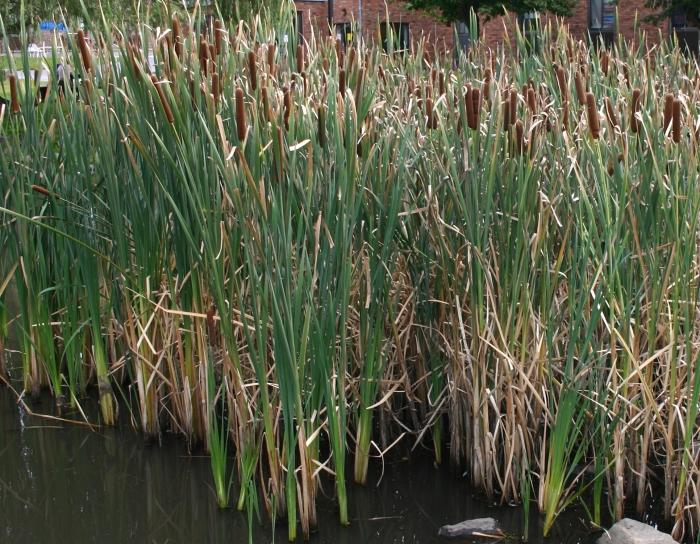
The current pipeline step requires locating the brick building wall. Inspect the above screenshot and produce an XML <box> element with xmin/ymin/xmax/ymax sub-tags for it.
<box><xmin>295</xmin><ymin>0</ymin><xmax>676</xmax><ymax>51</ymax></box>
<box><xmin>296</xmin><ymin>0</ymin><xmax>454</xmax><ymax>49</ymax></box>
<box><xmin>481</xmin><ymin>1</ymin><xmax>668</xmax><ymax>49</ymax></box>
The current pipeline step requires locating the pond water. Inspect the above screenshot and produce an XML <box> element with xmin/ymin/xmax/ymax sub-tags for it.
<box><xmin>0</xmin><ymin>383</ymin><xmax>606</xmax><ymax>544</ymax></box>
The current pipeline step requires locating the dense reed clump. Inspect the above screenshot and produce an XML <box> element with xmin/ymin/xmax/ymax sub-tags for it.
<box><xmin>2</xmin><ymin>5</ymin><xmax>700</xmax><ymax>542</ymax></box>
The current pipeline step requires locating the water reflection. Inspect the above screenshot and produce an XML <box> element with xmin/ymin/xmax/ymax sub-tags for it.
<box><xmin>0</xmin><ymin>391</ymin><xmax>600</xmax><ymax>543</ymax></box>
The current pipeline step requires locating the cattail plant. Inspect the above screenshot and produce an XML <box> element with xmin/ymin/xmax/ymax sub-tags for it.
<box><xmin>2</xmin><ymin>11</ymin><xmax>700</xmax><ymax>544</ymax></box>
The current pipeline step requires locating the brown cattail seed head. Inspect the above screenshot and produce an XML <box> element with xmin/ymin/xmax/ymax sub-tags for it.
<box><xmin>31</xmin><ymin>184</ymin><xmax>51</xmax><ymax>196</ymax></box>
<box><xmin>235</xmin><ymin>87</ymin><xmax>246</xmax><ymax>141</ymax></box>
<box><xmin>172</xmin><ymin>16</ymin><xmax>183</xmax><ymax>58</ymax></box>
<box><xmin>527</xmin><ymin>87</ymin><xmax>537</xmax><ymax>115</ymax></box>
<box><xmin>605</xmin><ymin>97</ymin><xmax>619</xmax><ymax>130</ymax></box>
<box><xmin>586</xmin><ymin>92</ymin><xmax>600</xmax><ymax>139</ymax></box>
<box><xmin>318</xmin><ymin>105</ymin><xmax>326</xmax><ymax>148</ymax></box>
<box><xmin>465</xmin><ymin>85</ymin><xmax>474</xmax><ymax>129</ymax></box>
<box><xmin>214</xmin><ymin>19</ymin><xmax>223</xmax><ymax>57</ymax></box>
<box><xmin>509</xmin><ymin>88</ymin><xmax>517</xmax><ymax>125</ymax></box>
<box><xmin>663</xmin><ymin>93</ymin><xmax>674</xmax><ymax>133</ymax></box>
<box><xmin>556</xmin><ymin>65</ymin><xmax>568</xmax><ymax>101</ymax></box>
<box><xmin>426</xmin><ymin>97</ymin><xmax>436</xmax><ymax>130</ymax></box>
<box><xmin>9</xmin><ymin>74</ymin><xmax>19</xmax><ymax>113</ymax></box>
<box><xmin>515</xmin><ymin>119</ymin><xmax>524</xmax><ymax>154</ymax></box>
<box><xmin>631</xmin><ymin>88</ymin><xmax>641</xmax><ymax>133</ymax></box>
<box><xmin>77</xmin><ymin>30</ymin><xmax>92</xmax><ymax>73</ymax></box>
<box><xmin>151</xmin><ymin>75</ymin><xmax>174</xmax><ymax>124</ymax></box>
<box><xmin>562</xmin><ymin>100</ymin><xmax>570</xmax><ymax>131</ymax></box>
<box><xmin>283</xmin><ymin>86</ymin><xmax>292</xmax><ymax>131</ymax></box>
<box><xmin>212</xmin><ymin>72</ymin><xmax>220</xmax><ymax>106</ymax></box>
<box><xmin>267</xmin><ymin>43</ymin><xmax>276</xmax><ymax>76</ymax></box>
<box><xmin>471</xmin><ymin>88</ymin><xmax>481</xmax><ymax>130</ymax></box>
<box><xmin>672</xmin><ymin>99</ymin><xmax>681</xmax><ymax>144</ymax></box>
<box><xmin>248</xmin><ymin>51</ymin><xmax>258</xmax><ymax>91</ymax></box>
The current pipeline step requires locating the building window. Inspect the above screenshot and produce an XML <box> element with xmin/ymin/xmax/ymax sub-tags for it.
<box><xmin>590</xmin><ymin>0</ymin><xmax>616</xmax><ymax>30</ymax></box>
<box><xmin>296</xmin><ymin>11</ymin><xmax>304</xmax><ymax>42</ymax></box>
<box><xmin>381</xmin><ymin>22</ymin><xmax>409</xmax><ymax>52</ymax></box>
<box><xmin>335</xmin><ymin>23</ymin><xmax>355</xmax><ymax>50</ymax></box>
<box><xmin>671</xmin><ymin>10</ymin><xmax>687</xmax><ymax>29</ymax></box>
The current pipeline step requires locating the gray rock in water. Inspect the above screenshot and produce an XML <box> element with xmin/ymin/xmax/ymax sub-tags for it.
<box><xmin>438</xmin><ymin>517</ymin><xmax>502</xmax><ymax>539</ymax></box>
<box><xmin>597</xmin><ymin>519</ymin><xmax>678</xmax><ymax>544</ymax></box>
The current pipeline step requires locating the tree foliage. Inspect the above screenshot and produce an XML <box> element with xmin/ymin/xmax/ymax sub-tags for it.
<box><xmin>404</xmin><ymin>0</ymin><xmax>578</xmax><ymax>23</ymax></box>
<box><xmin>645</xmin><ymin>0</ymin><xmax>700</xmax><ymax>26</ymax></box>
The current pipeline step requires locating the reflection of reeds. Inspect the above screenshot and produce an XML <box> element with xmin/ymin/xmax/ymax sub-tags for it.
<box><xmin>2</xmin><ymin>8</ymin><xmax>700</xmax><ymax>544</ymax></box>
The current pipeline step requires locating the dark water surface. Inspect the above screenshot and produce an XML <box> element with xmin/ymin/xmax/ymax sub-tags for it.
<box><xmin>0</xmin><ymin>387</ymin><xmax>603</xmax><ymax>544</ymax></box>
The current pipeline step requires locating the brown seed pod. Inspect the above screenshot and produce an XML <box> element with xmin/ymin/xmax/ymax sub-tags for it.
<box><xmin>214</xmin><ymin>19</ymin><xmax>223</xmax><ymax>57</ymax></box>
<box><xmin>527</xmin><ymin>87</ymin><xmax>537</xmax><ymax>115</ymax></box>
<box><xmin>151</xmin><ymin>75</ymin><xmax>174</xmax><ymax>124</ymax></box>
<box><xmin>509</xmin><ymin>87</ymin><xmax>517</xmax><ymax>126</ymax></box>
<box><xmin>471</xmin><ymin>88</ymin><xmax>481</xmax><ymax>130</ymax></box>
<box><xmin>483</xmin><ymin>68</ymin><xmax>492</xmax><ymax>100</ymax></box>
<box><xmin>283</xmin><ymin>86</ymin><xmax>292</xmax><ymax>131</ymax></box>
<box><xmin>630</xmin><ymin>88</ymin><xmax>641</xmax><ymax>133</ymax></box>
<box><xmin>355</xmin><ymin>67</ymin><xmax>365</xmax><ymax>99</ymax></box>
<box><xmin>555</xmin><ymin>64</ymin><xmax>568</xmax><ymax>101</ymax></box>
<box><xmin>199</xmin><ymin>36</ymin><xmax>209</xmax><ymax>76</ymax></box>
<box><xmin>9</xmin><ymin>74</ymin><xmax>19</xmax><ymax>114</ymax></box>
<box><xmin>77</xmin><ymin>30</ymin><xmax>92</xmax><ymax>73</ymax></box>
<box><xmin>465</xmin><ymin>85</ymin><xmax>474</xmax><ymax>130</ymax></box>
<box><xmin>663</xmin><ymin>93</ymin><xmax>674</xmax><ymax>133</ymax></box>
<box><xmin>261</xmin><ymin>87</ymin><xmax>271</xmax><ymax>123</ymax></box>
<box><xmin>601</xmin><ymin>51</ymin><xmax>609</xmax><ymax>76</ymax></box>
<box><xmin>318</xmin><ymin>105</ymin><xmax>327</xmax><ymax>148</ymax></box>
<box><xmin>235</xmin><ymin>87</ymin><xmax>246</xmax><ymax>141</ymax></box>
<box><xmin>672</xmin><ymin>99</ymin><xmax>681</xmax><ymax>144</ymax></box>
<box><xmin>604</xmin><ymin>97</ymin><xmax>619</xmax><ymax>130</ymax></box>
<box><xmin>586</xmin><ymin>92</ymin><xmax>600</xmax><ymax>139</ymax></box>
<box><xmin>248</xmin><ymin>51</ymin><xmax>258</xmax><ymax>92</ymax></box>
<box><xmin>172</xmin><ymin>16</ymin><xmax>183</xmax><ymax>58</ymax></box>
<box><xmin>439</xmin><ymin>71</ymin><xmax>445</xmax><ymax>96</ymax></box>
<box><xmin>212</xmin><ymin>72</ymin><xmax>220</xmax><ymax>106</ymax></box>
<box><xmin>562</xmin><ymin>99</ymin><xmax>570</xmax><ymax>131</ymax></box>
<box><xmin>31</xmin><ymin>184</ymin><xmax>51</xmax><ymax>196</ymax></box>
<box><xmin>426</xmin><ymin>97</ymin><xmax>435</xmax><ymax>130</ymax></box>
<box><xmin>267</xmin><ymin>43</ymin><xmax>276</xmax><ymax>76</ymax></box>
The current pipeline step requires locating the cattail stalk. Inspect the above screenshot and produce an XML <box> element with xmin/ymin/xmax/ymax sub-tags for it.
<box><xmin>173</xmin><ymin>16</ymin><xmax>183</xmax><ymax>58</ymax></box>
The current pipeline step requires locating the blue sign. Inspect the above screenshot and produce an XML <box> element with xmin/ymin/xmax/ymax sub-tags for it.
<box><xmin>39</xmin><ymin>21</ymin><xmax>67</xmax><ymax>32</ymax></box>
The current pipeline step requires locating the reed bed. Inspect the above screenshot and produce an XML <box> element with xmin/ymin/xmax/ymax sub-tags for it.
<box><xmin>2</xmin><ymin>5</ymin><xmax>700</xmax><ymax>541</ymax></box>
